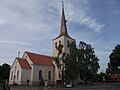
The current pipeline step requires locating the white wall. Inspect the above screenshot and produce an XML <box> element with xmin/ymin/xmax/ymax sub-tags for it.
<box><xmin>21</xmin><ymin>68</ymin><xmax>31</xmax><ymax>85</ymax></box>
<box><xmin>9</xmin><ymin>59</ymin><xmax>22</xmax><ymax>85</ymax></box>
<box><xmin>52</xmin><ymin>35</ymin><xmax>75</xmax><ymax>83</ymax></box>
<box><xmin>9</xmin><ymin>52</ymin><xmax>54</xmax><ymax>85</ymax></box>
<box><xmin>9</xmin><ymin>58</ymin><xmax>31</xmax><ymax>85</ymax></box>
<box><xmin>64</xmin><ymin>36</ymin><xmax>75</xmax><ymax>54</ymax></box>
<box><xmin>53</xmin><ymin>36</ymin><xmax>64</xmax><ymax>57</ymax></box>
<box><xmin>32</xmin><ymin>64</ymin><xmax>54</xmax><ymax>85</ymax></box>
<box><xmin>22</xmin><ymin>52</ymin><xmax>33</xmax><ymax>83</ymax></box>
<box><xmin>53</xmin><ymin>36</ymin><xmax>75</xmax><ymax>57</ymax></box>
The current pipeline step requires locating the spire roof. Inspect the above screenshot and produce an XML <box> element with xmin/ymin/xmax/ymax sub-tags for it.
<box><xmin>53</xmin><ymin>1</ymin><xmax>75</xmax><ymax>40</ymax></box>
<box><xmin>60</xmin><ymin>1</ymin><xmax>69</xmax><ymax>36</ymax></box>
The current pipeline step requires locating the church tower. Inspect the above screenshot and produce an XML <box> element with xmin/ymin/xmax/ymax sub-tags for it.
<box><xmin>52</xmin><ymin>2</ymin><xmax>75</xmax><ymax>84</ymax></box>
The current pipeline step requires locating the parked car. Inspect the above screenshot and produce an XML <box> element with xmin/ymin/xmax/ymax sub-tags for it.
<box><xmin>65</xmin><ymin>84</ymin><xmax>73</xmax><ymax>88</ymax></box>
<box><xmin>0</xmin><ymin>84</ymin><xmax>10</xmax><ymax>90</ymax></box>
<box><xmin>65</xmin><ymin>81</ymin><xmax>74</xmax><ymax>88</ymax></box>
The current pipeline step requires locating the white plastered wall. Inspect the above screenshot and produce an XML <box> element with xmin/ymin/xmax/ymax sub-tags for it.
<box><xmin>52</xmin><ymin>35</ymin><xmax>75</xmax><ymax>83</ymax></box>
<box><xmin>9</xmin><ymin>59</ymin><xmax>22</xmax><ymax>85</ymax></box>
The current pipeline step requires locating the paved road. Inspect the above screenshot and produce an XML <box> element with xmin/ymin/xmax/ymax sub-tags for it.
<box><xmin>49</xmin><ymin>83</ymin><xmax>120</xmax><ymax>90</ymax></box>
<box><xmin>10</xmin><ymin>83</ymin><xmax>120</xmax><ymax>90</ymax></box>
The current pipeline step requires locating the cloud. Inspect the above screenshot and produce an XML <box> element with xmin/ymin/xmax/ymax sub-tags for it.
<box><xmin>0</xmin><ymin>40</ymin><xmax>30</xmax><ymax>46</ymax></box>
<box><xmin>65</xmin><ymin>0</ymin><xmax>105</xmax><ymax>32</ymax></box>
<box><xmin>0</xmin><ymin>0</ymin><xmax>56</xmax><ymax>64</ymax></box>
<box><xmin>81</xmin><ymin>17</ymin><xmax>105</xmax><ymax>32</ymax></box>
<box><xmin>0</xmin><ymin>0</ymin><xmax>119</xmax><ymax>73</ymax></box>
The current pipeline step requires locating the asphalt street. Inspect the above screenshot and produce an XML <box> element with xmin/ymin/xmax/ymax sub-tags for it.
<box><xmin>10</xmin><ymin>83</ymin><xmax>120</xmax><ymax>90</ymax></box>
<box><xmin>48</xmin><ymin>83</ymin><xmax>120</xmax><ymax>90</ymax></box>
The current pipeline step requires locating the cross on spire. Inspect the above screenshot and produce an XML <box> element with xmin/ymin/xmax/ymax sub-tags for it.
<box><xmin>61</xmin><ymin>1</ymin><xmax>64</xmax><ymax>7</ymax></box>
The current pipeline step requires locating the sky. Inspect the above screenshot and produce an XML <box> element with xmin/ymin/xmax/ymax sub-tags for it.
<box><xmin>0</xmin><ymin>0</ymin><xmax>120</xmax><ymax>72</ymax></box>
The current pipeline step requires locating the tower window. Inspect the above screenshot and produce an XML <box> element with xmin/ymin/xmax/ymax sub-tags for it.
<box><xmin>59</xmin><ymin>41</ymin><xmax>61</xmax><ymax>45</ymax></box>
<box><xmin>55</xmin><ymin>42</ymin><xmax>57</xmax><ymax>48</ymax></box>
<box><xmin>67</xmin><ymin>41</ymin><xmax>70</xmax><ymax>47</ymax></box>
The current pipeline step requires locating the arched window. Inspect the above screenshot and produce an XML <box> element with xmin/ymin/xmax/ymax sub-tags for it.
<box><xmin>48</xmin><ymin>71</ymin><xmax>51</xmax><ymax>81</ymax></box>
<box><xmin>59</xmin><ymin>71</ymin><xmax>61</xmax><ymax>79</ymax></box>
<box><xmin>13</xmin><ymin>75</ymin><xmax>16</xmax><ymax>81</ymax></box>
<box><xmin>39</xmin><ymin>70</ymin><xmax>42</xmax><ymax>80</ymax></box>
<box><xmin>11</xmin><ymin>72</ymin><xmax>13</xmax><ymax>80</ymax></box>
<box><xmin>17</xmin><ymin>70</ymin><xmax>19</xmax><ymax>80</ymax></box>
<box><xmin>55</xmin><ymin>42</ymin><xmax>57</xmax><ymax>47</ymax></box>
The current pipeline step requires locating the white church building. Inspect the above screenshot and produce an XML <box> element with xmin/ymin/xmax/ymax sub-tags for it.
<box><xmin>9</xmin><ymin>51</ymin><xmax>54</xmax><ymax>85</ymax></box>
<box><xmin>9</xmin><ymin>2</ymin><xmax>75</xmax><ymax>86</ymax></box>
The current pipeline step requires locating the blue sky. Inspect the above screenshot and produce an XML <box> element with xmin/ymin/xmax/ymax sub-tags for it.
<box><xmin>0</xmin><ymin>0</ymin><xmax>120</xmax><ymax>72</ymax></box>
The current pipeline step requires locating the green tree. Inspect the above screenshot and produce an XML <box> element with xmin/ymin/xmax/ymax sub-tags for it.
<box><xmin>0</xmin><ymin>63</ymin><xmax>11</xmax><ymax>81</ymax></box>
<box><xmin>63</xmin><ymin>41</ymin><xmax>100</xmax><ymax>84</ymax></box>
<box><xmin>53</xmin><ymin>42</ymin><xmax>65</xmax><ymax>80</ymax></box>
<box><xmin>63</xmin><ymin>42</ymin><xmax>78</xmax><ymax>84</ymax></box>
<box><xmin>98</xmin><ymin>72</ymin><xmax>106</xmax><ymax>82</ymax></box>
<box><xmin>54</xmin><ymin>41</ymin><xmax>100</xmax><ymax>84</ymax></box>
<box><xmin>107</xmin><ymin>44</ymin><xmax>120</xmax><ymax>74</ymax></box>
<box><xmin>53</xmin><ymin>43</ymin><xmax>63</xmax><ymax>68</ymax></box>
<box><xmin>78</xmin><ymin>41</ymin><xmax>100</xmax><ymax>83</ymax></box>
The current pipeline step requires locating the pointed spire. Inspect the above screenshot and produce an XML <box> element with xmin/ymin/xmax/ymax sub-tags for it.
<box><xmin>60</xmin><ymin>1</ymin><xmax>69</xmax><ymax>36</ymax></box>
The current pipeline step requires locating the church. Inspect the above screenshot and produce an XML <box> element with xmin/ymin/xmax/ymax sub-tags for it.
<box><xmin>9</xmin><ymin>2</ymin><xmax>75</xmax><ymax>86</ymax></box>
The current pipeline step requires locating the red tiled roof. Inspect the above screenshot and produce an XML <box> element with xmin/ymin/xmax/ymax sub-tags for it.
<box><xmin>25</xmin><ymin>51</ymin><xmax>53</xmax><ymax>66</ymax></box>
<box><xmin>17</xmin><ymin>58</ymin><xmax>31</xmax><ymax>69</ymax></box>
<box><xmin>111</xmin><ymin>74</ymin><xmax>120</xmax><ymax>79</ymax></box>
